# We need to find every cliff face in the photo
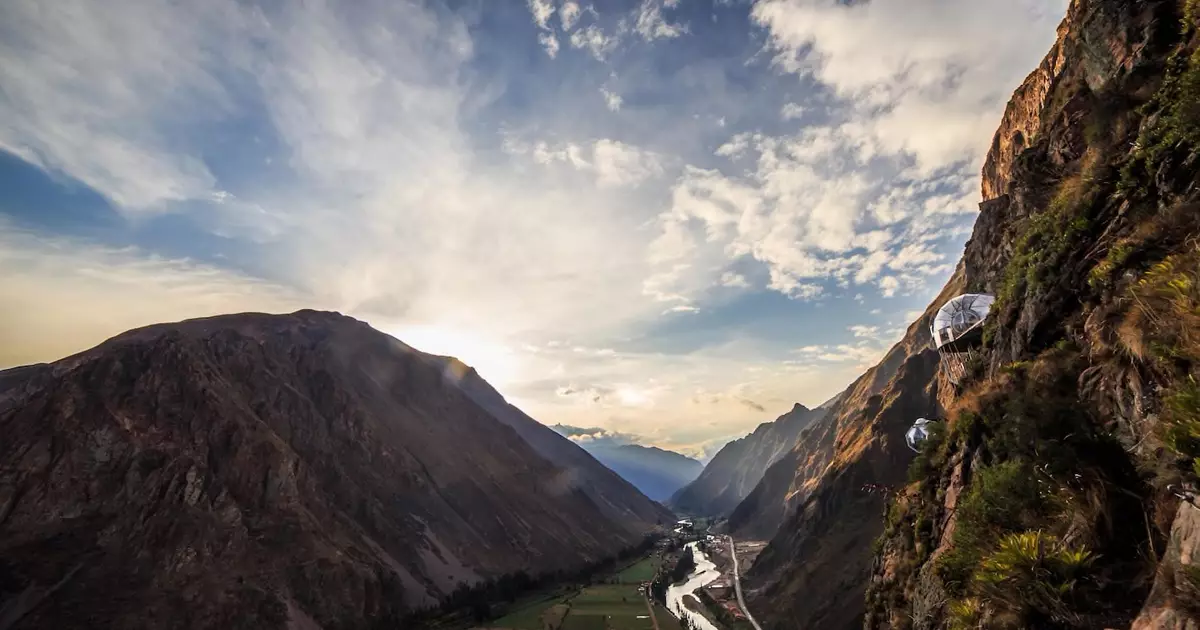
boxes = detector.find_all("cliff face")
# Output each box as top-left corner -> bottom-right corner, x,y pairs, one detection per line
669,403 -> 823,518
734,275 -> 958,625
865,0 -> 1200,627
737,0 -> 1200,628
0,311 -> 665,629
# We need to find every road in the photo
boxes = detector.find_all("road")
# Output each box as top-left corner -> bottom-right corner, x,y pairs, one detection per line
727,536 -> 764,630
643,596 -> 661,630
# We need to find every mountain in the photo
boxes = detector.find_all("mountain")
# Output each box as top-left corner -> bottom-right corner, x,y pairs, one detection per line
424,359 -> 675,527
669,403 -> 824,517
0,311 -> 668,629
563,440 -> 702,502
733,1 -> 1200,628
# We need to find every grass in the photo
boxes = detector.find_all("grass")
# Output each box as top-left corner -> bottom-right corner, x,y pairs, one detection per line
492,596 -> 571,630
993,169 -> 1102,324
616,558 -> 658,584
1119,43 -> 1200,197
491,572 -> 658,629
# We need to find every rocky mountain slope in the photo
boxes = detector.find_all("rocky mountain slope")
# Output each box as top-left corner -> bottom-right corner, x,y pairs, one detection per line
732,277 -> 958,620
670,403 -> 823,518
560,441 -> 702,502
0,311 -> 669,629
426,357 -> 675,525
736,0 -> 1200,627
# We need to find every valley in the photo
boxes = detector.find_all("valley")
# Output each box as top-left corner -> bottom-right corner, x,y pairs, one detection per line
475,521 -> 768,630
2,0 -> 1199,628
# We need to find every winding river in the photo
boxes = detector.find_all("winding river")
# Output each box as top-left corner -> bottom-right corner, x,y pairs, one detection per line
665,542 -> 721,630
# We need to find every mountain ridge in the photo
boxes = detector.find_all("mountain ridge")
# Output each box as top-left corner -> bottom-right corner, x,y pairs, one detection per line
670,402 -> 823,518
730,0 -> 1200,627
0,310 -> 667,629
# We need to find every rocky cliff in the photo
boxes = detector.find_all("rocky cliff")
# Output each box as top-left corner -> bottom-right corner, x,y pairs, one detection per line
669,403 -> 823,518
732,275 -> 958,624
0,311 -> 668,629
737,0 -> 1200,627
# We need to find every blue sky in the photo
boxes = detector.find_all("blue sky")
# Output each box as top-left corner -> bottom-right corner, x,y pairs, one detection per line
0,0 -> 1065,457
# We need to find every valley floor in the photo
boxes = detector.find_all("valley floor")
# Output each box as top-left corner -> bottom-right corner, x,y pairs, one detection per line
481,554 -> 679,630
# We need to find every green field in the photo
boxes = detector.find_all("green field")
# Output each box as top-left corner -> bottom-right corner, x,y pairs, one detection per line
615,557 -> 658,584
490,561 -> 666,630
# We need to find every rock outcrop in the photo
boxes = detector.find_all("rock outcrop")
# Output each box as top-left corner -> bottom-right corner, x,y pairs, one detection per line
0,311 -> 668,629
734,0 -> 1200,627
669,403 -> 823,518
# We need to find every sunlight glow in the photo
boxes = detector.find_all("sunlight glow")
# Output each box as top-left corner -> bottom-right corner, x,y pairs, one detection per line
386,324 -> 522,389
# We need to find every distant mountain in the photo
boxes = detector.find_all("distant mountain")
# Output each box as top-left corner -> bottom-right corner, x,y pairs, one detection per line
0,311 -> 668,629
668,403 -> 824,517
425,360 -> 675,527
547,429 -> 703,502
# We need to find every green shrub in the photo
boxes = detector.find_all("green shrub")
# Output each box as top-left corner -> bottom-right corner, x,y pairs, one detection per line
947,597 -> 984,630
1088,242 -> 1134,289
936,461 -> 1054,595
974,531 -> 1095,624
1162,376 -> 1200,476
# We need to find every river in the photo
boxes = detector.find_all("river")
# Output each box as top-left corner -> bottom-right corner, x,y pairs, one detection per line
665,542 -> 721,630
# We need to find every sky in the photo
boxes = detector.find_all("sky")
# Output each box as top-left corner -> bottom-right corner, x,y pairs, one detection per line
0,0 -> 1066,459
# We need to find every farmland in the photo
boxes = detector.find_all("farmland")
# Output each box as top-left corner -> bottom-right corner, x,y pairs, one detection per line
489,555 -> 672,630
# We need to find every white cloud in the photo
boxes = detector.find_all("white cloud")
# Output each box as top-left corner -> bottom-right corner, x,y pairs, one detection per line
560,1 -> 582,31
0,0 -> 238,211
0,0 -> 1068,457
720,271 -> 750,288
848,324 -> 879,338
635,0 -> 688,40
528,0 -> 556,30
879,276 -> 901,297
601,87 -> 624,111
0,223 -> 306,368
538,32 -> 561,58
509,138 -> 665,187
768,269 -> 823,300
780,102 -> 805,120
570,25 -> 620,61
751,0 -> 1066,173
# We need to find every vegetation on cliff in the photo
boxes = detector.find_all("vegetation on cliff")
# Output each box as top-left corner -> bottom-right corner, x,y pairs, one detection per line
866,0 -> 1200,627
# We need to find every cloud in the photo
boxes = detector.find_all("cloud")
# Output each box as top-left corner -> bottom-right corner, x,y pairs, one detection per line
0,0 -> 1067,461
0,223 -> 305,368
880,276 -> 901,297
560,1 -> 582,31
0,0 -> 238,212
780,103 -> 805,120
848,324 -> 879,338
538,32 -> 561,58
508,138 -> 665,187
791,343 -> 884,368
751,0 -> 1066,173
601,87 -> 623,112
570,25 -> 620,61
634,0 -> 688,40
739,398 -> 766,412
551,424 -> 641,447
720,271 -> 750,288
528,0 -> 555,30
